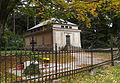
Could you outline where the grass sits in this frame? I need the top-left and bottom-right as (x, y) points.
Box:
(0, 50), (27, 54)
(2, 65), (120, 83)
(60, 66), (120, 83)
(1, 50), (118, 83)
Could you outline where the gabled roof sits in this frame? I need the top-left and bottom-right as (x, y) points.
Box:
(28, 18), (77, 30)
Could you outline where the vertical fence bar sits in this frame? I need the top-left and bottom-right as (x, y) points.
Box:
(91, 49), (93, 66)
(71, 47), (73, 76)
(51, 47), (54, 80)
(29, 51), (33, 83)
(65, 50), (67, 76)
(81, 49), (83, 68)
(0, 36), (2, 83)
(4, 49), (7, 83)
(67, 47), (68, 77)
(25, 48), (27, 82)
(87, 49), (89, 66)
(15, 50), (17, 82)
(111, 47), (114, 66)
(58, 47), (60, 78)
(62, 47), (64, 77)
(20, 48), (23, 82)
(55, 43), (57, 79)
(78, 48), (80, 71)
(37, 50), (40, 83)
(73, 47), (76, 76)
(74, 47), (75, 76)
(0, 45), (1, 82)
(10, 49), (12, 83)
(33, 51), (36, 83)
(41, 49), (44, 83)
(45, 51), (47, 81)
(48, 50), (50, 82)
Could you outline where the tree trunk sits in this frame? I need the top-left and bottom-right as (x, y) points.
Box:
(0, 15), (8, 49)
(0, 0), (24, 49)
(0, 21), (4, 49)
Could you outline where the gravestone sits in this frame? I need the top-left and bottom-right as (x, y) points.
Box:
(53, 79), (61, 83)
(24, 61), (38, 69)
(114, 60), (120, 66)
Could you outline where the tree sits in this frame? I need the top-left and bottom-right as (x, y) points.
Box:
(0, 0), (21, 47)
(35, 0), (120, 27)
(0, 0), (120, 48)
(80, 1), (120, 48)
(0, 0), (35, 47)
(2, 28), (24, 49)
(0, 0), (20, 37)
(7, 12), (35, 35)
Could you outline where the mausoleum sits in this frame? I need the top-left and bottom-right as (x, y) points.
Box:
(24, 18), (81, 50)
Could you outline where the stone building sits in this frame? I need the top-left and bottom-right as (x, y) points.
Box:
(24, 18), (81, 50)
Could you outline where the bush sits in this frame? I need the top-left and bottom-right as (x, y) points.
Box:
(2, 29), (24, 49)
(23, 63), (40, 76)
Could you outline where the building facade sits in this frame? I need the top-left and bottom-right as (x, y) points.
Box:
(24, 18), (81, 50)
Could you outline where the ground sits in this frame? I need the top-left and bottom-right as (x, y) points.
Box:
(8, 52), (110, 76)
(60, 66), (120, 83)
(0, 50), (111, 82)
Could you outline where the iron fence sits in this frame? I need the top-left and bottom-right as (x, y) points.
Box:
(0, 45), (119, 83)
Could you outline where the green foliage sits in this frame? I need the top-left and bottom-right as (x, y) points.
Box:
(80, 12), (120, 48)
(27, 54), (50, 63)
(23, 63), (40, 76)
(81, 28), (110, 48)
(60, 66), (120, 83)
(34, 0), (120, 28)
(7, 12), (35, 35)
(2, 29), (24, 49)
(42, 58), (50, 63)
(28, 54), (42, 61)
(0, 0), (31, 36)
(69, 79), (74, 83)
(96, 70), (107, 75)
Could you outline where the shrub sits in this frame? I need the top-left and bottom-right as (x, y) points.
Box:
(23, 63), (40, 76)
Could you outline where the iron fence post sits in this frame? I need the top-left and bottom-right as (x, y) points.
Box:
(91, 49), (93, 66)
(0, 49), (1, 82)
(111, 47), (114, 66)
(55, 43), (58, 79)
(0, 38), (1, 50)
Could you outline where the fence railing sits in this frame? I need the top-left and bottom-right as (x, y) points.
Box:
(0, 45), (119, 83)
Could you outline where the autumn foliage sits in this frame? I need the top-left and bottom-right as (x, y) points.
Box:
(35, 0), (120, 27)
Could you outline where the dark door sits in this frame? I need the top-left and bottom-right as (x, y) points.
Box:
(66, 35), (70, 45)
